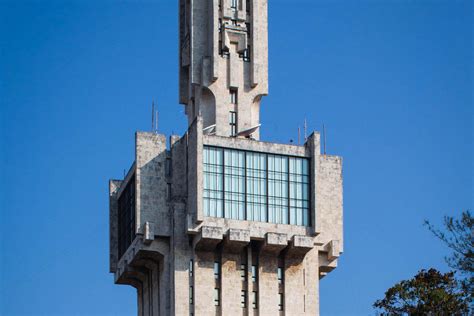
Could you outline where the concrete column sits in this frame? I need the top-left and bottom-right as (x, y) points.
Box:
(258, 254), (279, 315)
(284, 256), (305, 316)
(221, 252), (242, 315)
(194, 251), (216, 315)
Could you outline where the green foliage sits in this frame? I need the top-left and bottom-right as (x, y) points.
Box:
(425, 210), (473, 301)
(424, 210), (473, 275)
(373, 269), (470, 315)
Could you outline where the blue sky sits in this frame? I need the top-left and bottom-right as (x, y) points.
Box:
(0, 0), (472, 315)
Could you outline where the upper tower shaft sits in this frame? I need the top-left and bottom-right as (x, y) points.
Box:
(179, 0), (268, 140)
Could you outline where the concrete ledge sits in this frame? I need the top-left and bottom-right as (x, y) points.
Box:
(328, 240), (341, 260)
(223, 228), (250, 253)
(286, 235), (314, 257)
(193, 226), (224, 251)
(143, 222), (155, 245)
(261, 232), (288, 254)
(318, 251), (338, 278)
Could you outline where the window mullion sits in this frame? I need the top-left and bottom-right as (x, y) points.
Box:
(244, 151), (247, 221)
(222, 149), (225, 219)
(287, 158), (290, 225)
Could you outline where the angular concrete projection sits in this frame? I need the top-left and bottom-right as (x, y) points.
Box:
(109, 1), (344, 315)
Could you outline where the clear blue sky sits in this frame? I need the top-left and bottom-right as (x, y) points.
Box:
(0, 0), (472, 315)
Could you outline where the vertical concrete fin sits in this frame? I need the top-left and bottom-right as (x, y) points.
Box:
(135, 132), (170, 236)
(317, 155), (344, 253)
(187, 117), (204, 223)
(306, 132), (321, 234)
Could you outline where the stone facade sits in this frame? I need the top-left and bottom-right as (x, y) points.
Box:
(109, 1), (343, 315)
(179, 0), (268, 139)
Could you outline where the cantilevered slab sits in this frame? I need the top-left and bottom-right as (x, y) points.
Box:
(193, 226), (224, 251)
(261, 232), (288, 254)
(286, 235), (314, 257)
(223, 228), (250, 253)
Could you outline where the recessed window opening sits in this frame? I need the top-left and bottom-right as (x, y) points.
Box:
(240, 263), (247, 281)
(230, 89), (237, 104)
(278, 293), (284, 311)
(214, 261), (220, 280)
(203, 146), (310, 226)
(251, 265), (257, 283)
(252, 291), (258, 309)
(214, 288), (220, 306)
(241, 290), (247, 308)
(118, 175), (136, 259)
(229, 111), (237, 137)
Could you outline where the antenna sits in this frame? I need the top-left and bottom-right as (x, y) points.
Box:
(323, 124), (327, 155)
(304, 118), (308, 142)
(151, 100), (159, 134)
(298, 127), (301, 145)
(151, 100), (155, 132)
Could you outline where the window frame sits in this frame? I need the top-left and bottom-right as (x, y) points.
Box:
(203, 146), (311, 226)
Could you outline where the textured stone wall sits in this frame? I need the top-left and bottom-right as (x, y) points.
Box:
(135, 132), (170, 237)
(110, 128), (342, 316)
(316, 155), (344, 252)
(179, 0), (269, 139)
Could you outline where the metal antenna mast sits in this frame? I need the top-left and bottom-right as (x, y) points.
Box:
(155, 107), (159, 133)
(298, 127), (301, 145)
(323, 124), (327, 155)
(151, 100), (155, 132)
(304, 118), (308, 142)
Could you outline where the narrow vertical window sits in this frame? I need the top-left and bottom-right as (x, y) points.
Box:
(230, 89), (237, 104)
(231, 0), (237, 10)
(251, 265), (257, 283)
(241, 290), (247, 308)
(240, 263), (247, 281)
(252, 291), (258, 309)
(229, 111), (237, 136)
(243, 46), (250, 62)
(214, 256), (222, 308)
(189, 259), (194, 314)
(278, 258), (285, 312)
(214, 261), (220, 280)
(278, 293), (284, 311)
(214, 288), (220, 306)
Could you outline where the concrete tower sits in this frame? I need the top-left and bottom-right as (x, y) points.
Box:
(179, 0), (268, 139)
(109, 1), (343, 315)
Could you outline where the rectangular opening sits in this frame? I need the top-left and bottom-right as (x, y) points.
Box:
(229, 111), (237, 136)
(118, 175), (136, 259)
(203, 146), (310, 226)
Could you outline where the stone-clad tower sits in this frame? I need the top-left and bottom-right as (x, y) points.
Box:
(109, 1), (343, 315)
(179, 0), (267, 139)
